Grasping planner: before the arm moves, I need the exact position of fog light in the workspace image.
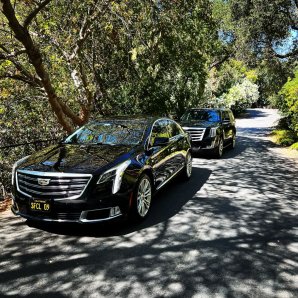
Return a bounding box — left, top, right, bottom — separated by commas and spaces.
110, 206, 121, 217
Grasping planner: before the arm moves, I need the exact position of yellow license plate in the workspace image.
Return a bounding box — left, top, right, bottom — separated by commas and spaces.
30, 200, 51, 212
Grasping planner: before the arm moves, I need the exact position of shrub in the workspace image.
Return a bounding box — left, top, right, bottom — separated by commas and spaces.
272, 129, 297, 146
290, 142, 298, 151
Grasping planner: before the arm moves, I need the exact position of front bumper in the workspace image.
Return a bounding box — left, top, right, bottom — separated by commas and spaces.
191, 136, 219, 151
11, 192, 132, 223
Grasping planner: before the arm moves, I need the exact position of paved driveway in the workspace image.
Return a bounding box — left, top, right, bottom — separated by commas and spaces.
0, 109, 297, 297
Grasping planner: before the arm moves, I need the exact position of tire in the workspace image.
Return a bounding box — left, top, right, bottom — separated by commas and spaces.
180, 152, 192, 181
129, 174, 152, 222
230, 133, 236, 149
213, 137, 224, 158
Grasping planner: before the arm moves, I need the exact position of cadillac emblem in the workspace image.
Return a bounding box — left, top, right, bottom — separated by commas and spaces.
37, 178, 50, 186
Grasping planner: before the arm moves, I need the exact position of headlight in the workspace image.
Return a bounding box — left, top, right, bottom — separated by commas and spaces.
209, 127, 218, 138
97, 160, 131, 194
11, 155, 30, 186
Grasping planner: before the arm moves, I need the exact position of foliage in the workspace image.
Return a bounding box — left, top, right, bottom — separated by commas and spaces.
256, 59, 294, 104
279, 69, 298, 135
229, 0, 298, 61
271, 129, 297, 146
0, 78, 63, 196
290, 142, 298, 150
269, 68, 298, 142
0, 0, 217, 121
204, 58, 260, 113
222, 78, 259, 113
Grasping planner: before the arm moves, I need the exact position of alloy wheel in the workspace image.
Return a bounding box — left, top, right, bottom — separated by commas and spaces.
232, 134, 236, 148
137, 177, 152, 217
218, 138, 224, 157
186, 154, 192, 178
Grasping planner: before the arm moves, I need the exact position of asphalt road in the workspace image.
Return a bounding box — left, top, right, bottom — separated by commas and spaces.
0, 109, 297, 298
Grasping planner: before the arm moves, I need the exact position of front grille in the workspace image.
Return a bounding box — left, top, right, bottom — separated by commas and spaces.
183, 127, 206, 141
16, 170, 92, 200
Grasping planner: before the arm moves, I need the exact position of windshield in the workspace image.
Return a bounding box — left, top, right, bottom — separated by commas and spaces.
181, 110, 220, 122
64, 120, 147, 145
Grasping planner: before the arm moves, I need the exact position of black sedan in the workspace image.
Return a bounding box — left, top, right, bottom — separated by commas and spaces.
11, 116, 192, 223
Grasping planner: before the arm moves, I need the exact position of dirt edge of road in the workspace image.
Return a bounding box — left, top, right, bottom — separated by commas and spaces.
267, 136, 298, 163
0, 197, 12, 213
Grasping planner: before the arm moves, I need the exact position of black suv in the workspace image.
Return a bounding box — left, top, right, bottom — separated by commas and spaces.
180, 108, 236, 158
11, 117, 192, 224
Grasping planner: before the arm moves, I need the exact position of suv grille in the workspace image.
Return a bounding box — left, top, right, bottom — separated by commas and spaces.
16, 170, 92, 200
183, 127, 206, 141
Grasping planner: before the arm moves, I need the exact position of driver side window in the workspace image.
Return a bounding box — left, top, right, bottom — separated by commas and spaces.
150, 120, 170, 146
223, 111, 230, 122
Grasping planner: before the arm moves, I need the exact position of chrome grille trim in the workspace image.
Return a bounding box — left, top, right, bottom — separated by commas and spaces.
182, 127, 206, 141
16, 170, 92, 201
18, 180, 86, 190
18, 174, 88, 184
18, 185, 82, 196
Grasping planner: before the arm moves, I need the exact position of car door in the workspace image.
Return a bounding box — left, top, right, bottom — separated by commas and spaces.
166, 120, 187, 174
222, 110, 233, 144
147, 119, 172, 189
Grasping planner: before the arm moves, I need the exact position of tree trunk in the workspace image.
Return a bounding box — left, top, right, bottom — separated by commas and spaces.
1, 0, 90, 133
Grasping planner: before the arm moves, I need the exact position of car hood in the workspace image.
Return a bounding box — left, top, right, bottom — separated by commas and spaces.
18, 143, 137, 175
180, 120, 220, 128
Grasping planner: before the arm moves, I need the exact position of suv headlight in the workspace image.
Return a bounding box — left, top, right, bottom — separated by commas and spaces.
209, 127, 218, 138
11, 155, 30, 186
97, 160, 131, 194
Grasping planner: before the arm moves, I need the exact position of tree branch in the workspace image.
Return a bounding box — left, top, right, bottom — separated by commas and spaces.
0, 73, 40, 87
0, 46, 26, 58
0, 50, 42, 87
209, 51, 232, 70
23, 0, 52, 28
1, 0, 76, 133
68, 1, 108, 61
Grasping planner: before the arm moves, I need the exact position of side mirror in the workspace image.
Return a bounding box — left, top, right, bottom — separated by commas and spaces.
153, 137, 169, 147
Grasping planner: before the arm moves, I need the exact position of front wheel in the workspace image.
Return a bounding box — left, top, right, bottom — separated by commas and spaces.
230, 133, 236, 149
213, 137, 224, 158
129, 174, 152, 222
180, 152, 192, 181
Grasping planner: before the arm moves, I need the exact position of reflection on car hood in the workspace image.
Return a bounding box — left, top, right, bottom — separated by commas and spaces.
18, 144, 137, 174
181, 120, 220, 128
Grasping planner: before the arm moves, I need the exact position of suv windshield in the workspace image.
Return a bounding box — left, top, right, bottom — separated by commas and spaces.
64, 120, 147, 145
181, 110, 220, 122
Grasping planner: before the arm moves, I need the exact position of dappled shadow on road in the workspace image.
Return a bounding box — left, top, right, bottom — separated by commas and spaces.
237, 126, 276, 138
194, 134, 257, 160
236, 108, 273, 119
0, 134, 297, 297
